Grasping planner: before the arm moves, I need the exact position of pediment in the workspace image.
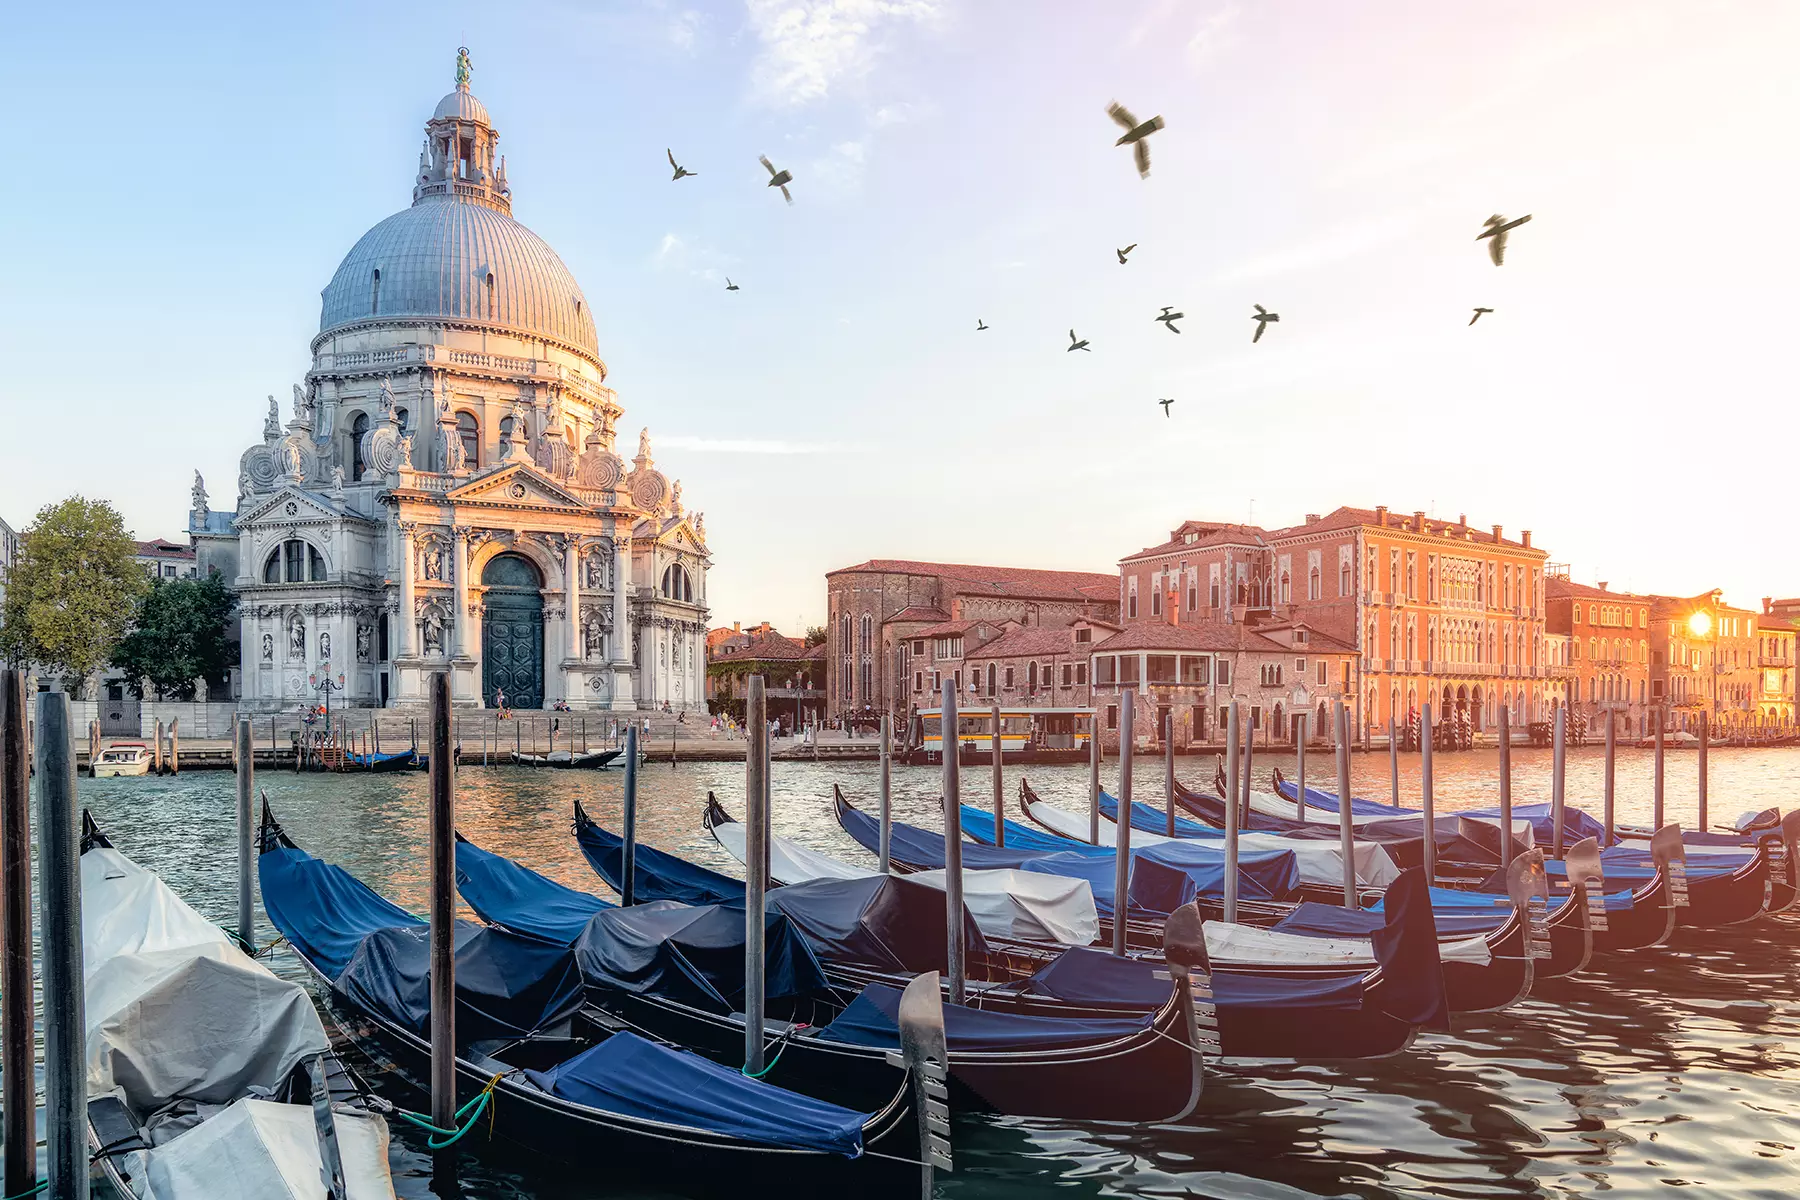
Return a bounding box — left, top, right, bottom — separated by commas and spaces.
446, 464, 589, 511
239, 486, 357, 527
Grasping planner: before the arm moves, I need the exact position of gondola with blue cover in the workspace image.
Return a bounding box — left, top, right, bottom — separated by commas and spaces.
256, 802, 923, 1186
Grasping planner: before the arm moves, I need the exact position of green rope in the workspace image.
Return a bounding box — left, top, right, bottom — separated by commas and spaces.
740, 1038, 791, 1080
396, 1085, 496, 1149
3, 1182, 49, 1199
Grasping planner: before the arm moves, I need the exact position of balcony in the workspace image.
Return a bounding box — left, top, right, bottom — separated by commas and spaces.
1761, 655, 1793, 668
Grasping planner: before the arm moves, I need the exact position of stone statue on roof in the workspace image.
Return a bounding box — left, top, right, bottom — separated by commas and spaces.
191, 471, 209, 520
378, 375, 397, 419
264, 395, 281, 441
637, 428, 652, 464
455, 47, 472, 88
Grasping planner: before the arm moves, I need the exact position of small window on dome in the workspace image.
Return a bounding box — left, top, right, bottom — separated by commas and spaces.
486, 273, 496, 319
575, 299, 582, 317
370, 269, 380, 315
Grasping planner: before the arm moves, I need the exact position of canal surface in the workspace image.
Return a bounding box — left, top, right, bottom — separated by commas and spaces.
49, 745, 1800, 1195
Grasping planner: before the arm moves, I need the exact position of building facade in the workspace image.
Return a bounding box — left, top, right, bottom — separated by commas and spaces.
1646, 590, 1766, 733
704, 628, 824, 726
212, 50, 708, 713
135, 538, 199, 582
1117, 506, 1552, 741
0, 515, 16, 617
1758, 598, 1796, 728
1546, 574, 1652, 737
824, 560, 1118, 719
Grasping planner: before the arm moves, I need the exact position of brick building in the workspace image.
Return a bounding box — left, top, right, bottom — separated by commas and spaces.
1546, 574, 1653, 738
1648, 590, 1764, 734
1117, 505, 1552, 742
824, 559, 1118, 719
1758, 598, 1796, 728
704, 627, 825, 726
135, 538, 200, 581
900, 616, 1117, 712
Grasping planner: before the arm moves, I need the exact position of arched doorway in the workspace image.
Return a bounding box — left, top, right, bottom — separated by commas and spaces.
482, 553, 544, 709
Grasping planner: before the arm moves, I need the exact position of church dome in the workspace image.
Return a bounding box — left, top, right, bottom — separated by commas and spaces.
317, 198, 599, 358
433, 87, 489, 124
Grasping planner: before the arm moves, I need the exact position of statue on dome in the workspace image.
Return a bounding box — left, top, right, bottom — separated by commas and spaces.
455, 47, 472, 89
191, 471, 209, 521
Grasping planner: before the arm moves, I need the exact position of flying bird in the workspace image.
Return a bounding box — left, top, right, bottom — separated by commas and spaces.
1158, 398, 1175, 418
1469, 306, 1492, 325
668, 149, 696, 181
1155, 306, 1184, 333
1117, 244, 1137, 265
1067, 329, 1091, 352
1477, 214, 1531, 266
760, 155, 794, 204
976, 319, 988, 331
725, 278, 739, 291
1251, 304, 1279, 343
1107, 102, 1164, 178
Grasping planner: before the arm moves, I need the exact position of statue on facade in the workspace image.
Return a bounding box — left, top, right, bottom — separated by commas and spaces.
261, 633, 274, 662
423, 549, 443, 581
292, 383, 312, 421
379, 375, 398, 419
288, 613, 306, 659
584, 618, 605, 660
694, 512, 705, 539
670, 480, 683, 516
638, 427, 652, 463
237, 469, 253, 506
191, 471, 209, 521
422, 609, 445, 655
330, 465, 346, 499
264, 396, 282, 442
356, 623, 373, 662
584, 554, 607, 590
319, 632, 332, 662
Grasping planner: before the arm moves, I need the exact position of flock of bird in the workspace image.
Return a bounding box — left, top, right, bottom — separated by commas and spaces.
665, 103, 1531, 420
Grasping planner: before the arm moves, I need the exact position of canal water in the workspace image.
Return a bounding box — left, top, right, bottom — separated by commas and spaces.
36, 745, 1800, 1195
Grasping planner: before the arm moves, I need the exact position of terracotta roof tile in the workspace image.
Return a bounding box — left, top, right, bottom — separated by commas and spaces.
888, 605, 950, 623
713, 631, 810, 661
829, 559, 1115, 602
1092, 622, 1357, 655
1547, 578, 1646, 602
964, 626, 1082, 660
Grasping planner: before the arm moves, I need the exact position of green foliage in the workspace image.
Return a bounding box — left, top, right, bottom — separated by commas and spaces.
111, 570, 238, 700
804, 625, 827, 648
0, 497, 146, 695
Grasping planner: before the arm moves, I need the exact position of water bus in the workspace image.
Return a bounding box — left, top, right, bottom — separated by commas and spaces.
905, 706, 1096, 766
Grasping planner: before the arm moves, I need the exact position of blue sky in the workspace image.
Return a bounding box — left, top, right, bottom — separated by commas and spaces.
3, 0, 1797, 629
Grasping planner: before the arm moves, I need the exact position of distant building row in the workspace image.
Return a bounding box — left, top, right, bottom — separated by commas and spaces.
820, 506, 1799, 745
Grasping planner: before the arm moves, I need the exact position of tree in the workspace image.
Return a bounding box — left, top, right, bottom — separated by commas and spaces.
0, 497, 145, 695
112, 570, 237, 700
804, 625, 827, 648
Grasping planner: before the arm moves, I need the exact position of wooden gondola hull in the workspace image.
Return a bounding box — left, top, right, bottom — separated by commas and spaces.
1443, 917, 1532, 1013
1681, 851, 1771, 928
1591, 874, 1677, 952
583, 986, 1201, 1123
1214, 992, 1415, 1060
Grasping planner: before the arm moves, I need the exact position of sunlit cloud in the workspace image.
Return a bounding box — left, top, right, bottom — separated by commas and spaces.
652, 232, 734, 282
1186, 4, 1242, 66
744, 0, 943, 108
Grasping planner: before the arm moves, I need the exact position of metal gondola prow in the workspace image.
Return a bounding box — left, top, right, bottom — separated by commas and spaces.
1160, 901, 1211, 1110
1507, 849, 1552, 961
1563, 837, 1609, 936
1650, 823, 1690, 910
1774, 811, 1800, 912
889, 970, 952, 1199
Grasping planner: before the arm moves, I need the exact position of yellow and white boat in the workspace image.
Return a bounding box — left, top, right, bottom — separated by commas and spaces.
93, 742, 152, 778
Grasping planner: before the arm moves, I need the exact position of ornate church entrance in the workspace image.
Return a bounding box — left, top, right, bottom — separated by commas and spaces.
482, 554, 544, 709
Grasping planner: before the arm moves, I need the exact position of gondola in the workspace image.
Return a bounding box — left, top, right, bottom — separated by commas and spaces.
80, 812, 397, 1198
488, 816, 1442, 1069
1269, 768, 1615, 847
256, 802, 929, 1186
512, 748, 624, 769
341, 749, 419, 773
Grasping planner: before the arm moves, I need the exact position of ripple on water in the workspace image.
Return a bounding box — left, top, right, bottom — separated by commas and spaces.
59, 747, 1800, 1199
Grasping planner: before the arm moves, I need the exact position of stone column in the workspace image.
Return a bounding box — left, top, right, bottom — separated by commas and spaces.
396, 523, 416, 657
451, 529, 470, 659
609, 532, 636, 710
565, 537, 582, 664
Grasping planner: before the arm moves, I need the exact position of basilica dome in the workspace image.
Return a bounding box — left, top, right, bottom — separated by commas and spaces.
317, 200, 599, 357
316, 51, 599, 360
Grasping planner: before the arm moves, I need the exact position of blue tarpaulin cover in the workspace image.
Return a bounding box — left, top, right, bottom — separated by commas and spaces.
765, 874, 989, 974
1097, 793, 1221, 841
1277, 900, 1504, 940
818, 982, 1157, 1053
572, 901, 828, 1012
1366, 867, 1449, 1030
1014, 946, 1365, 1013
1274, 777, 1611, 846
575, 803, 747, 907
955, 805, 1109, 856
337, 922, 586, 1041
524, 1032, 871, 1158
838, 796, 1301, 905
259, 837, 422, 978
457, 836, 611, 944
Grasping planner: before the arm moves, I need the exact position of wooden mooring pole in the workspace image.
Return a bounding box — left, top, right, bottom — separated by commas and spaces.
236, 718, 254, 950
744, 677, 769, 1073
1, 671, 37, 1199
1113, 691, 1136, 951
878, 712, 892, 874
941, 679, 966, 1000
427, 673, 457, 1131
36, 692, 89, 1199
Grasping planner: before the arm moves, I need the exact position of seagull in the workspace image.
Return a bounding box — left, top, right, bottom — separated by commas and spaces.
1107, 102, 1164, 179
976, 319, 988, 331
1155, 305, 1184, 333
1067, 329, 1090, 352
760, 155, 794, 205
1469, 306, 1492, 325
1158, 398, 1175, 418
725, 278, 739, 291
668, 149, 696, 181
1251, 304, 1279, 343
1477, 214, 1531, 266
1117, 244, 1137, 265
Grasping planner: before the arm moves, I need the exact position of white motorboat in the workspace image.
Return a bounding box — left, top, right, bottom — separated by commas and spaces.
92, 742, 152, 778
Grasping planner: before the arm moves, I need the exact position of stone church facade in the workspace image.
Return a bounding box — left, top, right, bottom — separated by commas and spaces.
196, 50, 709, 712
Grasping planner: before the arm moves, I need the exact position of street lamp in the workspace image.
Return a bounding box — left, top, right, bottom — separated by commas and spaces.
308, 666, 346, 727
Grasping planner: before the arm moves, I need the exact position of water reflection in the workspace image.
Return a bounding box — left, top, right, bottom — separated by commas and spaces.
73, 747, 1800, 1199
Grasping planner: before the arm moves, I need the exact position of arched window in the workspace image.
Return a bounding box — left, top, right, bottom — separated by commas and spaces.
660, 564, 693, 602
370, 268, 381, 315
264, 539, 326, 584
457, 411, 480, 467
1027, 661, 1038, 691
395, 406, 410, 433
350, 412, 370, 480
